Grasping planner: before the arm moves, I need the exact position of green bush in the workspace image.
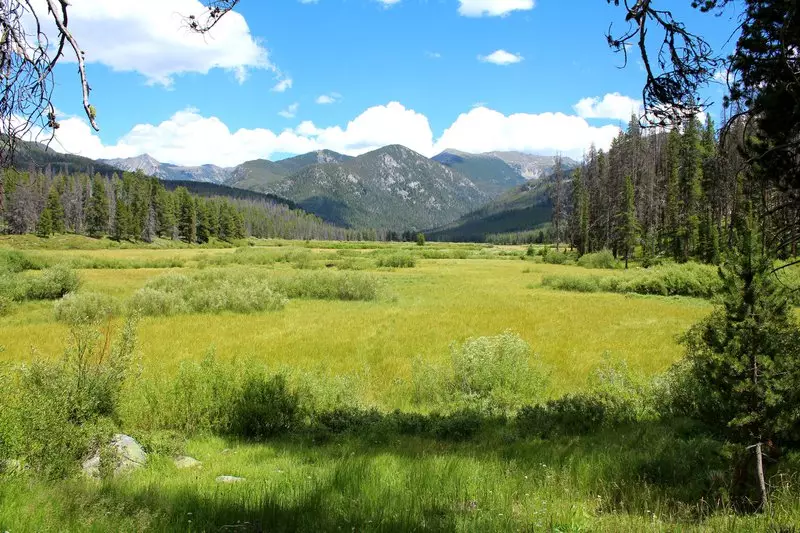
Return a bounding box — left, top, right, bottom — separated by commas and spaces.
130, 270, 286, 316
517, 395, 608, 437
541, 262, 722, 299
577, 249, 620, 269
129, 288, 187, 316
273, 271, 378, 301
377, 253, 416, 268
123, 354, 248, 434
431, 409, 485, 441
230, 374, 303, 439
19, 265, 80, 301
541, 275, 602, 293
0, 249, 44, 273
54, 292, 119, 326
0, 317, 137, 478
0, 295, 12, 317
420, 249, 469, 260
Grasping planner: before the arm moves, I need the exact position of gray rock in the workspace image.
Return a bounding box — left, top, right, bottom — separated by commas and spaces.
2, 459, 24, 474
174, 456, 202, 469
82, 434, 147, 478
216, 475, 245, 484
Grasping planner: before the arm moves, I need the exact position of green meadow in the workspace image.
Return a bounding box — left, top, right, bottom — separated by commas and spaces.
1, 236, 798, 532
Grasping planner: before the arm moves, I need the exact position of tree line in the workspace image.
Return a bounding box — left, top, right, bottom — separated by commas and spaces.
550, 114, 799, 266
0, 169, 377, 242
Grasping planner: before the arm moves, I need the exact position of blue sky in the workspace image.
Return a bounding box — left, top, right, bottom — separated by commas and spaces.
47, 0, 738, 166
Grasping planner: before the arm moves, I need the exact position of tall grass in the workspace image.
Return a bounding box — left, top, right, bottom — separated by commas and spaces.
272, 271, 379, 301
376, 253, 416, 268
542, 262, 722, 298
130, 270, 287, 316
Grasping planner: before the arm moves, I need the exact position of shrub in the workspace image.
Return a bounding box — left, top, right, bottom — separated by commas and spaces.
0, 317, 137, 478
0, 249, 43, 273
450, 332, 546, 412
0, 295, 11, 317
273, 271, 378, 301
541, 275, 602, 293
130, 270, 286, 316
54, 292, 119, 326
230, 374, 303, 439
541, 262, 722, 299
517, 395, 607, 437
432, 409, 484, 441
416, 233, 426, 246
577, 249, 620, 269
542, 251, 572, 265
19, 265, 80, 301
129, 288, 188, 316
420, 249, 469, 260
377, 253, 416, 268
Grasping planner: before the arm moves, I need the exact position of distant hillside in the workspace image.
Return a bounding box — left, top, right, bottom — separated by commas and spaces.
488, 152, 579, 180
11, 141, 300, 214
12, 141, 120, 176
226, 150, 353, 192
432, 149, 527, 197
427, 178, 554, 242
100, 154, 233, 184
161, 180, 297, 209
269, 145, 487, 229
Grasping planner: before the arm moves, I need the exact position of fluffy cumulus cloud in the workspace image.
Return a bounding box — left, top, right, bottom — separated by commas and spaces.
51, 99, 629, 166
479, 50, 524, 65
433, 107, 620, 158
458, 0, 534, 17
31, 0, 271, 85
573, 93, 643, 122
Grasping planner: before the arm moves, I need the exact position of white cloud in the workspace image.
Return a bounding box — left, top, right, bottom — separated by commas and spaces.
425, 51, 442, 59
573, 93, 643, 122
434, 106, 620, 159
458, 0, 534, 17
375, 0, 401, 6
479, 50, 524, 65
51, 101, 624, 167
316, 93, 342, 104
272, 77, 294, 92
278, 103, 299, 119
31, 0, 272, 86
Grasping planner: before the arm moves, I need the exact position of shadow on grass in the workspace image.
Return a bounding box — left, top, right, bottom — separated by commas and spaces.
58, 416, 750, 532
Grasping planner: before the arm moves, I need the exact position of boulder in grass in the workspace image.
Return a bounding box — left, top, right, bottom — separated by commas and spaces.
174, 456, 202, 469
82, 434, 147, 478
216, 475, 245, 484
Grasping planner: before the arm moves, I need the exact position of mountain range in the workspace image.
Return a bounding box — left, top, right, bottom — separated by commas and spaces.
23, 140, 577, 235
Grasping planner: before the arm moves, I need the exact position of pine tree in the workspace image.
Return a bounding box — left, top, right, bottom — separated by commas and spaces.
622, 174, 639, 268
196, 200, 212, 244
175, 187, 196, 243
36, 204, 53, 238
86, 176, 109, 238
683, 216, 800, 508
680, 116, 703, 260
112, 197, 132, 241
45, 185, 65, 234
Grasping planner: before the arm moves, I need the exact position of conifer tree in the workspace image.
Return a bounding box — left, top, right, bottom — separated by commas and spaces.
86, 176, 109, 238
45, 185, 65, 234
175, 187, 197, 243
622, 174, 639, 268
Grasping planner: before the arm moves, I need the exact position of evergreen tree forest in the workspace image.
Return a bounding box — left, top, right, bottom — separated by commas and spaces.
565, 115, 799, 265
0, 169, 374, 242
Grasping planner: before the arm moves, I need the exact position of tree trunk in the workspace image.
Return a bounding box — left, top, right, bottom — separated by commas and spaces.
755, 442, 768, 511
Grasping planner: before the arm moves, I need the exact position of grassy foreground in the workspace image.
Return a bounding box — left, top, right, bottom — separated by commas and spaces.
1, 237, 798, 532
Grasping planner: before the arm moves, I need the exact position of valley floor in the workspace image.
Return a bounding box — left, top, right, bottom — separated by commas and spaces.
0, 236, 797, 532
